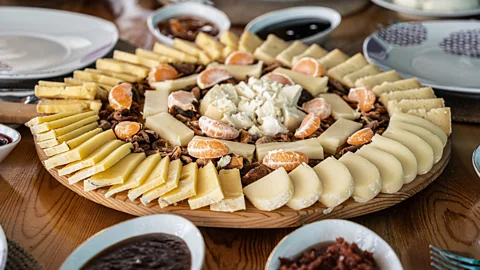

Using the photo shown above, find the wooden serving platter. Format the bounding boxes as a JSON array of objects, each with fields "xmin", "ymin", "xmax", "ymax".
[{"xmin": 35, "ymin": 139, "xmax": 451, "ymax": 228}]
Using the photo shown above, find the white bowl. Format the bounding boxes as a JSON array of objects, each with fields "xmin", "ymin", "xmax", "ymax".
[
  {"xmin": 0, "ymin": 124, "xmax": 21, "ymax": 163},
  {"xmin": 147, "ymin": 3, "xmax": 231, "ymax": 46},
  {"xmin": 245, "ymin": 6, "xmax": 341, "ymax": 45},
  {"xmin": 61, "ymin": 214, "xmax": 205, "ymax": 270},
  {"xmin": 265, "ymin": 219, "xmax": 403, "ymax": 270},
  {"xmin": 0, "ymin": 225, "xmax": 7, "ymax": 270}
]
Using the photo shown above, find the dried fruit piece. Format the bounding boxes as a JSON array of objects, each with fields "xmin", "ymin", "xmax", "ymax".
[
  {"xmin": 188, "ymin": 139, "xmax": 230, "ymax": 159},
  {"xmin": 261, "ymin": 72, "xmax": 294, "ymax": 86},
  {"xmin": 263, "ymin": 150, "xmax": 308, "ymax": 172},
  {"xmin": 294, "ymin": 113, "xmax": 321, "ymax": 139},
  {"xmin": 292, "ymin": 57, "xmax": 324, "ymax": 77},
  {"xmin": 108, "ymin": 83, "xmax": 133, "ymax": 110},
  {"xmin": 348, "ymin": 87, "xmax": 376, "ymax": 112},
  {"xmin": 147, "ymin": 64, "xmax": 179, "ymax": 85},
  {"xmin": 199, "ymin": 116, "xmax": 240, "ymax": 139},
  {"xmin": 225, "ymin": 51, "xmax": 255, "ymax": 65},
  {"xmin": 114, "ymin": 121, "xmax": 142, "ymax": 140},
  {"xmin": 197, "ymin": 68, "xmax": 232, "ymax": 89},
  {"xmin": 168, "ymin": 91, "xmax": 197, "ymax": 111},
  {"xmin": 302, "ymin": 98, "xmax": 332, "ymax": 120},
  {"xmin": 347, "ymin": 128, "xmax": 374, "ymax": 146}
]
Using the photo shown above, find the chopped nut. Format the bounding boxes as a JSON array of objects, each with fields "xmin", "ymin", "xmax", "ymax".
[
  {"xmin": 191, "ymin": 86, "xmax": 201, "ymax": 100},
  {"xmin": 180, "ymin": 155, "xmax": 193, "ymax": 164},
  {"xmin": 241, "ymin": 164, "xmax": 271, "ymax": 186},
  {"xmin": 225, "ymin": 156, "xmax": 243, "ymax": 169},
  {"xmin": 256, "ymin": 136, "xmax": 275, "ymax": 145},
  {"xmin": 239, "ymin": 130, "xmax": 253, "ymax": 144}
]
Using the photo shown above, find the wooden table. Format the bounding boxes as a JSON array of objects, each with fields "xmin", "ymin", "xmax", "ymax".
[{"xmin": 1, "ymin": 2, "xmax": 480, "ymax": 269}]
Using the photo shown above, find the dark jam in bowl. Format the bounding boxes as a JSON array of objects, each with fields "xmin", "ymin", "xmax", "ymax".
[
  {"xmin": 256, "ymin": 18, "xmax": 332, "ymax": 41},
  {"xmin": 157, "ymin": 16, "xmax": 219, "ymax": 41},
  {"xmin": 81, "ymin": 233, "xmax": 192, "ymax": 270},
  {"xmin": 0, "ymin": 134, "xmax": 12, "ymax": 146}
]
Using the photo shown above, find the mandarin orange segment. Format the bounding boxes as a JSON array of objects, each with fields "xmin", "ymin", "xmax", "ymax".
[
  {"xmin": 197, "ymin": 68, "xmax": 232, "ymax": 89},
  {"xmin": 262, "ymin": 150, "xmax": 308, "ymax": 172},
  {"xmin": 302, "ymin": 98, "xmax": 332, "ymax": 120},
  {"xmin": 199, "ymin": 116, "xmax": 240, "ymax": 140},
  {"xmin": 347, "ymin": 128, "xmax": 374, "ymax": 146},
  {"xmin": 294, "ymin": 113, "xmax": 321, "ymax": 139},
  {"xmin": 114, "ymin": 121, "xmax": 142, "ymax": 140},
  {"xmin": 187, "ymin": 139, "xmax": 230, "ymax": 159},
  {"xmin": 348, "ymin": 87, "xmax": 376, "ymax": 112},
  {"xmin": 168, "ymin": 90, "xmax": 197, "ymax": 111},
  {"xmin": 261, "ymin": 72, "xmax": 294, "ymax": 86},
  {"xmin": 292, "ymin": 57, "xmax": 324, "ymax": 77},
  {"xmin": 147, "ymin": 64, "xmax": 178, "ymax": 85},
  {"xmin": 108, "ymin": 83, "xmax": 133, "ymax": 110},
  {"xmin": 225, "ymin": 51, "xmax": 255, "ymax": 65}
]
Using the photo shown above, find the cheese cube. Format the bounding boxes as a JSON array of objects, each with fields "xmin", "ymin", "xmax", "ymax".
[
  {"xmin": 96, "ymin": 59, "xmax": 150, "ymax": 78},
  {"xmin": 36, "ymin": 115, "xmax": 99, "ymax": 142},
  {"xmin": 37, "ymin": 122, "xmax": 98, "ymax": 149},
  {"xmin": 31, "ymin": 111, "xmax": 97, "ymax": 134},
  {"xmin": 158, "ymin": 162, "xmax": 198, "ymax": 208},
  {"xmin": 339, "ymin": 152, "xmax": 381, "ymax": 202},
  {"xmin": 127, "ymin": 156, "xmax": 170, "ymax": 201},
  {"xmin": 188, "ymin": 162, "xmax": 224, "ymax": 209},
  {"xmin": 253, "ymin": 34, "xmax": 289, "ymax": 64},
  {"xmin": 313, "ymin": 157, "xmax": 354, "ymax": 208},
  {"xmin": 145, "ymin": 112, "xmax": 194, "ymax": 146},
  {"xmin": 355, "ymin": 70, "xmax": 402, "ymax": 89},
  {"xmin": 84, "ymin": 68, "xmax": 142, "ymax": 83},
  {"xmin": 318, "ymin": 49, "xmax": 349, "ymax": 71},
  {"xmin": 372, "ymin": 78, "xmax": 422, "ymax": 96},
  {"xmin": 318, "ymin": 118, "xmax": 362, "ymax": 155},
  {"xmin": 318, "ymin": 93, "xmax": 360, "ymax": 120},
  {"xmin": 37, "ymin": 99, "xmax": 102, "ymax": 114},
  {"xmin": 173, "ymin": 38, "xmax": 211, "ymax": 65},
  {"xmin": 43, "ymin": 128, "xmax": 102, "ymax": 157},
  {"xmin": 26, "ymin": 112, "xmax": 75, "ymax": 127},
  {"xmin": 243, "ymin": 167, "xmax": 293, "ymax": 211},
  {"xmin": 195, "ymin": 32, "xmax": 225, "ymax": 60},
  {"xmin": 151, "ymin": 74, "xmax": 198, "ymax": 93},
  {"xmin": 206, "ymin": 61, "xmax": 263, "ymax": 80},
  {"xmin": 238, "ymin": 31, "xmax": 263, "ymax": 53},
  {"xmin": 135, "ymin": 48, "xmax": 176, "ymax": 63},
  {"xmin": 275, "ymin": 41, "xmax": 308, "ymax": 68},
  {"xmin": 255, "ymin": 138, "xmax": 324, "ymax": 160},
  {"xmin": 272, "ymin": 67, "xmax": 328, "ymax": 96},
  {"xmin": 391, "ymin": 111, "xmax": 448, "ymax": 145},
  {"xmin": 113, "ymin": 50, "xmax": 161, "ymax": 68},
  {"xmin": 143, "ymin": 89, "xmax": 169, "ymax": 118},
  {"xmin": 140, "ymin": 159, "xmax": 182, "ymax": 205},
  {"xmin": 343, "ymin": 64, "xmax": 382, "ymax": 88},
  {"xmin": 286, "ymin": 163, "xmax": 323, "ymax": 210},
  {"xmin": 292, "ymin": 44, "xmax": 328, "ymax": 65},
  {"xmin": 210, "ymin": 169, "xmax": 246, "ymax": 212},
  {"xmin": 154, "ymin": 42, "xmax": 198, "ymax": 64},
  {"xmin": 192, "ymin": 136, "xmax": 256, "ymax": 161}
]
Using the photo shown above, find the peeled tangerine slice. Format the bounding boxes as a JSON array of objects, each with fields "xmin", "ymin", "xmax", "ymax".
[
  {"xmin": 147, "ymin": 64, "xmax": 178, "ymax": 85},
  {"xmin": 356, "ymin": 145, "xmax": 404, "ymax": 194},
  {"xmin": 261, "ymin": 73, "xmax": 294, "ymax": 86},
  {"xmin": 292, "ymin": 57, "xmax": 323, "ymax": 77},
  {"xmin": 187, "ymin": 139, "xmax": 230, "ymax": 159},
  {"xmin": 108, "ymin": 83, "xmax": 133, "ymax": 110},
  {"xmin": 383, "ymin": 128, "xmax": 434, "ymax": 175},
  {"xmin": 389, "ymin": 121, "xmax": 443, "ymax": 163},
  {"xmin": 286, "ymin": 163, "xmax": 323, "ymax": 210},
  {"xmin": 262, "ymin": 150, "xmax": 308, "ymax": 172},
  {"xmin": 370, "ymin": 134, "xmax": 418, "ymax": 184},
  {"xmin": 225, "ymin": 51, "xmax": 254, "ymax": 65},
  {"xmin": 391, "ymin": 111, "xmax": 447, "ymax": 146},
  {"xmin": 313, "ymin": 157, "xmax": 354, "ymax": 208},
  {"xmin": 243, "ymin": 167, "xmax": 293, "ymax": 211},
  {"xmin": 198, "ymin": 116, "xmax": 239, "ymax": 140},
  {"xmin": 339, "ymin": 152, "xmax": 381, "ymax": 203},
  {"xmin": 197, "ymin": 68, "xmax": 232, "ymax": 89}
]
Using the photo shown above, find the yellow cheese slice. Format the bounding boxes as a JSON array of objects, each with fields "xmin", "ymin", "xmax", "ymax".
[
  {"xmin": 145, "ymin": 112, "xmax": 194, "ymax": 146},
  {"xmin": 63, "ymin": 78, "xmax": 111, "ymax": 92},
  {"xmin": 313, "ymin": 157, "xmax": 354, "ymax": 208},
  {"xmin": 44, "ymin": 129, "xmax": 116, "ymax": 169},
  {"xmin": 43, "ymin": 128, "xmax": 103, "ymax": 157},
  {"xmin": 387, "ymin": 98, "xmax": 445, "ymax": 116},
  {"xmin": 206, "ymin": 61, "xmax": 263, "ymax": 80},
  {"xmin": 188, "ymin": 162, "xmax": 224, "ymax": 210},
  {"xmin": 151, "ymin": 74, "xmax": 198, "ymax": 93},
  {"xmin": 106, "ymin": 154, "xmax": 162, "ymax": 198},
  {"xmin": 210, "ymin": 169, "xmax": 246, "ymax": 212},
  {"xmin": 36, "ymin": 115, "xmax": 99, "ymax": 142},
  {"xmin": 37, "ymin": 99, "xmax": 102, "ymax": 114},
  {"xmin": 318, "ymin": 93, "xmax": 360, "ymax": 120},
  {"xmin": 73, "ymin": 70, "xmax": 120, "ymax": 87},
  {"xmin": 292, "ymin": 44, "xmax": 328, "ymax": 65},
  {"xmin": 113, "ymin": 50, "xmax": 161, "ymax": 68},
  {"xmin": 355, "ymin": 70, "xmax": 402, "ymax": 89},
  {"xmin": 85, "ymin": 152, "xmax": 146, "ymax": 190},
  {"xmin": 26, "ymin": 112, "xmax": 75, "ymax": 128},
  {"xmin": 34, "ymin": 84, "xmax": 97, "ymax": 100},
  {"xmin": 243, "ymin": 167, "xmax": 293, "ymax": 211},
  {"xmin": 84, "ymin": 68, "xmax": 142, "ymax": 83},
  {"xmin": 339, "ymin": 152, "xmax": 382, "ymax": 203},
  {"xmin": 173, "ymin": 38, "xmax": 211, "ymax": 65},
  {"xmin": 220, "ymin": 31, "xmax": 239, "ymax": 48},
  {"xmin": 68, "ymin": 143, "xmax": 133, "ymax": 184},
  {"xmin": 222, "ymin": 45, "xmax": 236, "ymax": 58},
  {"xmin": 140, "ymin": 159, "xmax": 182, "ymax": 205},
  {"xmin": 356, "ymin": 145, "xmax": 404, "ymax": 194},
  {"xmin": 96, "ymin": 59, "xmax": 150, "ymax": 78},
  {"xmin": 37, "ymin": 122, "xmax": 99, "ymax": 149},
  {"xmin": 275, "ymin": 41, "xmax": 308, "ymax": 68},
  {"xmin": 135, "ymin": 48, "xmax": 176, "ymax": 64},
  {"xmin": 238, "ymin": 31, "xmax": 263, "ymax": 53},
  {"xmin": 38, "ymin": 81, "xmax": 66, "ymax": 88},
  {"xmin": 272, "ymin": 67, "xmax": 328, "ymax": 96},
  {"xmin": 317, "ymin": 49, "xmax": 349, "ymax": 71},
  {"xmin": 318, "ymin": 118, "xmax": 362, "ymax": 155},
  {"xmin": 379, "ymin": 87, "xmax": 435, "ymax": 105},
  {"xmin": 31, "ymin": 111, "xmax": 97, "ymax": 134},
  {"xmin": 127, "ymin": 156, "xmax": 170, "ymax": 201},
  {"xmin": 327, "ymin": 53, "xmax": 368, "ymax": 84},
  {"xmin": 158, "ymin": 162, "xmax": 198, "ymax": 208},
  {"xmin": 143, "ymin": 89, "xmax": 169, "ymax": 118},
  {"xmin": 153, "ymin": 42, "xmax": 198, "ymax": 63},
  {"xmin": 255, "ymin": 137, "xmax": 324, "ymax": 160},
  {"xmin": 286, "ymin": 163, "xmax": 323, "ymax": 210},
  {"xmin": 253, "ymin": 34, "xmax": 289, "ymax": 64},
  {"xmin": 195, "ymin": 32, "xmax": 225, "ymax": 60},
  {"xmin": 192, "ymin": 136, "xmax": 256, "ymax": 161},
  {"xmin": 391, "ymin": 111, "xmax": 448, "ymax": 146},
  {"xmin": 344, "ymin": 65, "xmax": 381, "ymax": 88},
  {"xmin": 372, "ymin": 78, "xmax": 422, "ymax": 96},
  {"xmin": 405, "ymin": 108, "xmax": 452, "ymax": 136}
]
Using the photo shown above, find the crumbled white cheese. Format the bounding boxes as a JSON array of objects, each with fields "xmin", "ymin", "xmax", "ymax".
[
  {"xmin": 222, "ymin": 112, "xmax": 254, "ymax": 129},
  {"xmin": 235, "ymin": 81, "xmax": 256, "ymax": 99},
  {"xmin": 248, "ymin": 125, "xmax": 262, "ymax": 138},
  {"xmin": 217, "ymin": 155, "xmax": 232, "ymax": 169},
  {"xmin": 238, "ymin": 97, "xmax": 264, "ymax": 119},
  {"xmin": 211, "ymin": 97, "xmax": 237, "ymax": 115},
  {"xmin": 260, "ymin": 116, "xmax": 289, "ymax": 136},
  {"xmin": 255, "ymin": 99, "xmax": 281, "ymax": 123}
]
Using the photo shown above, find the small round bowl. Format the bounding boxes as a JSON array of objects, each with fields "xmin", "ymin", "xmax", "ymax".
[
  {"xmin": 265, "ymin": 219, "xmax": 403, "ymax": 270},
  {"xmin": 245, "ymin": 6, "xmax": 341, "ymax": 45},
  {"xmin": 147, "ymin": 3, "xmax": 231, "ymax": 46},
  {"xmin": 0, "ymin": 124, "xmax": 21, "ymax": 164},
  {"xmin": 0, "ymin": 225, "xmax": 7, "ymax": 270},
  {"xmin": 61, "ymin": 214, "xmax": 205, "ymax": 270}
]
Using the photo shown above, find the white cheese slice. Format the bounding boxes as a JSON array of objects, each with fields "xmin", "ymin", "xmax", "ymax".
[
  {"xmin": 370, "ymin": 134, "xmax": 418, "ymax": 184},
  {"xmin": 145, "ymin": 112, "xmax": 194, "ymax": 146},
  {"xmin": 286, "ymin": 163, "xmax": 323, "ymax": 210},
  {"xmin": 317, "ymin": 49, "xmax": 349, "ymax": 71},
  {"xmin": 238, "ymin": 31, "xmax": 263, "ymax": 53},
  {"xmin": 279, "ymin": 85, "xmax": 303, "ymax": 106},
  {"xmin": 292, "ymin": 44, "xmax": 328, "ymax": 65},
  {"xmin": 372, "ymin": 78, "xmax": 422, "ymax": 96},
  {"xmin": 343, "ymin": 64, "xmax": 382, "ymax": 88},
  {"xmin": 31, "ymin": 111, "xmax": 97, "ymax": 134},
  {"xmin": 379, "ymin": 87, "xmax": 435, "ymax": 106},
  {"xmin": 313, "ymin": 157, "xmax": 354, "ymax": 208},
  {"xmin": 243, "ymin": 167, "xmax": 293, "ymax": 211},
  {"xmin": 158, "ymin": 162, "xmax": 198, "ymax": 208},
  {"xmin": 140, "ymin": 159, "xmax": 182, "ymax": 205},
  {"xmin": 207, "ymin": 62, "xmax": 263, "ymax": 80},
  {"xmin": 253, "ymin": 34, "xmax": 289, "ymax": 64},
  {"xmin": 356, "ymin": 145, "xmax": 404, "ymax": 194},
  {"xmin": 355, "ymin": 70, "xmax": 402, "ymax": 89},
  {"xmin": 150, "ymin": 74, "xmax": 198, "ymax": 93},
  {"xmin": 127, "ymin": 156, "xmax": 170, "ymax": 201},
  {"xmin": 275, "ymin": 41, "xmax": 308, "ymax": 68},
  {"xmin": 272, "ymin": 67, "xmax": 329, "ymax": 96},
  {"xmin": 173, "ymin": 38, "xmax": 211, "ymax": 65},
  {"xmin": 255, "ymin": 138, "xmax": 324, "ymax": 160},
  {"xmin": 143, "ymin": 89, "xmax": 169, "ymax": 118},
  {"xmin": 282, "ymin": 107, "xmax": 306, "ymax": 132},
  {"xmin": 318, "ymin": 118, "xmax": 362, "ymax": 155},
  {"xmin": 36, "ymin": 115, "xmax": 99, "ymax": 142},
  {"xmin": 153, "ymin": 42, "xmax": 198, "ymax": 63},
  {"xmin": 195, "ymin": 32, "xmax": 225, "ymax": 60},
  {"xmin": 327, "ymin": 53, "xmax": 368, "ymax": 84},
  {"xmin": 339, "ymin": 152, "xmax": 382, "ymax": 202},
  {"xmin": 210, "ymin": 169, "xmax": 246, "ymax": 212},
  {"xmin": 390, "ymin": 111, "xmax": 447, "ymax": 146},
  {"xmin": 26, "ymin": 112, "xmax": 76, "ymax": 127},
  {"xmin": 192, "ymin": 136, "xmax": 255, "ymax": 161},
  {"xmin": 405, "ymin": 108, "xmax": 452, "ymax": 136},
  {"xmin": 319, "ymin": 93, "xmax": 360, "ymax": 120},
  {"xmin": 387, "ymin": 98, "xmax": 445, "ymax": 116},
  {"xmin": 188, "ymin": 162, "xmax": 224, "ymax": 209}
]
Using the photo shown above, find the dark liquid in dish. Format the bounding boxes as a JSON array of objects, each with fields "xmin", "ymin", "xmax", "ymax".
[
  {"xmin": 81, "ymin": 233, "xmax": 191, "ymax": 270},
  {"xmin": 157, "ymin": 15, "xmax": 219, "ymax": 41},
  {"xmin": 256, "ymin": 18, "xmax": 331, "ymax": 41},
  {"xmin": 0, "ymin": 134, "xmax": 12, "ymax": 146}
]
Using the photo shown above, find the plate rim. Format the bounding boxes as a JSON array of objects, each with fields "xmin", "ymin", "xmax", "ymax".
[
  {"xmin": 0, "ymin": 225, "xmax": 7, "ymax": 270},
  {"xmin": 371, "ymin": 0, "xmax": 480, "ymax": 17}
]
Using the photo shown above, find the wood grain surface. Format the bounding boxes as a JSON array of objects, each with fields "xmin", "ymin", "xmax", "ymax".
[
  {"xmin": 0, "ymin": 102, "xmax": 37, "ymax": 124},
  {"xmin": 1, "ymin": 1, "xmax": 480, "ymax": 270}
]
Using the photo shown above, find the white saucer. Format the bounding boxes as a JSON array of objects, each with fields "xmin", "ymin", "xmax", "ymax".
[
  {"xmin": 0, "ymin": 225, "xmax": 7, "ymax": 270},
  {"xmin": 364, "ymin": 21, "xmax": 480, "ymax": 94},
  {"xmin": 372, "ymin": 0, "xmax": 480, "ymax": 17},
  {"xmin": 0, "ymin": 7, "xmax": 118, "ymax": 80}
]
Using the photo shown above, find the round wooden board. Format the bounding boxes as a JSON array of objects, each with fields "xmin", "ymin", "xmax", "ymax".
[{"xmin": 35, "ymin": 139, "xmax": 451, "ymax": 228}]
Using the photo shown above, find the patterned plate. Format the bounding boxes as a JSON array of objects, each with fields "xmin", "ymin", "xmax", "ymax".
[
  {"xmin": 364, "ymin": 21, "xmax": 480, "ymax": 94},
  {"xmin": 372, "ymin": 0, "xmax": 480, "ymax": 18}
]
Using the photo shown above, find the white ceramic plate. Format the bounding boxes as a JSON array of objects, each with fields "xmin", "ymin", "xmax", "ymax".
[
  {"xmin": 372, "ymin": 0, "xmax": 480, "ymax": 17},
  {"xmin": 0, "ymin": 7, "xmax": 118, "ymax": 80},
  {"xmin": 266, "ymin": 219, "xmax": 403, "ymax": 270},
  {"xmin": 364, "ymin": 21, "xmax": 480, "ymax": 94},
  {"xmin": 0, "ymin": 225, "xmax": 7, "ymax": 270},
  {"xmin": 0, "ymin": 124, "xmax": 21, "ymax": 164},
  {"xmin": 61, "ymin": 214, "xmax": 205, "ymax": 270}
]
